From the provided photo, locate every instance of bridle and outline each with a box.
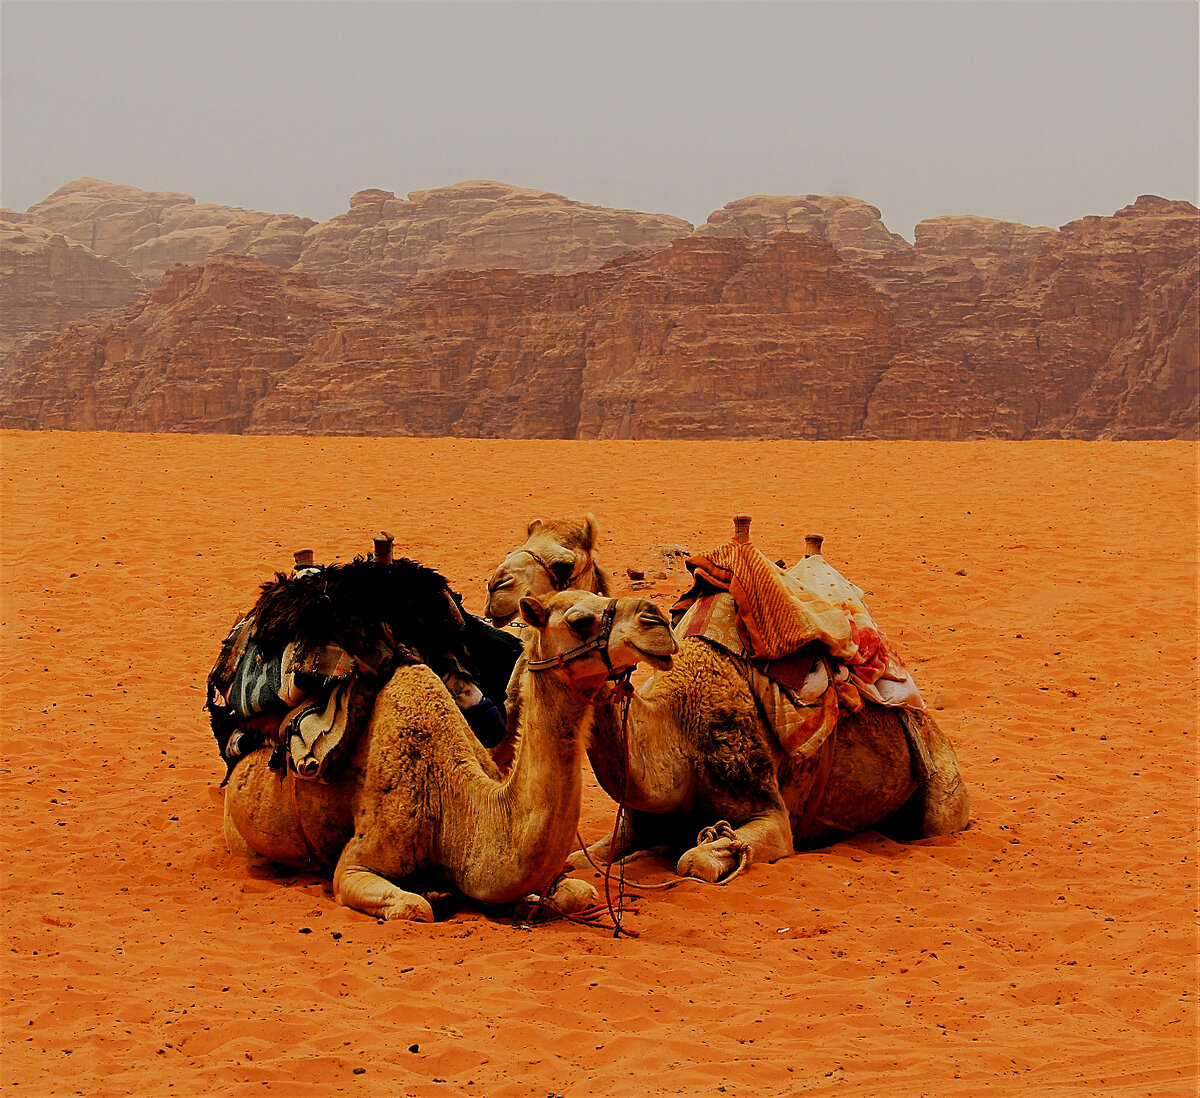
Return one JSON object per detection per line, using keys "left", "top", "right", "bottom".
{"left": 525, "top": 599, "right": 621, "bottom": 682}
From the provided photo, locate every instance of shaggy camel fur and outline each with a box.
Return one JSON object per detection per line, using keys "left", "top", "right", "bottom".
{"left": 484, "top": 517, "right": 970, "bottom": 883}
{"left": 223, "top": 590, "right": 677, "bottom": 921}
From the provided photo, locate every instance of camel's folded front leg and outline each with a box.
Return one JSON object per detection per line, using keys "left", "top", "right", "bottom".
{"left": 675, "top": 808, "right": 794, "bottom": 884}
{"left": 567, "top": 809, "right": 666, "bottom": 872}
{"left": 333, "top": 841, "right": 434, "bottom": 922}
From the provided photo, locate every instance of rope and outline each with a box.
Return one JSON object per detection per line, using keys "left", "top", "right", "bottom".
{"left": 687, "top": 820, "right": 753, "bottom": 886}
{"left": 600, "top": 675, "right": 639, "bottom": 938}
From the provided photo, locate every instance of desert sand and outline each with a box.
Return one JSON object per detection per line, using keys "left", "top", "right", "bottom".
{"left": 2, "top": 430, "right": 1195, "bottom": 1097}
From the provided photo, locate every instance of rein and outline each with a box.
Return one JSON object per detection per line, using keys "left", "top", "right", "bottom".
{"left": 525, "top": 672, "right": 638, "bottom": 940}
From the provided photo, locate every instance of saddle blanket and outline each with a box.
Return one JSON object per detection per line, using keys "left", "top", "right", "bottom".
{"left": 208, "top": 614, "right": 406, "bottom": 783}
{"left": 673, "top": 538, "right": 924, "bottom": 772}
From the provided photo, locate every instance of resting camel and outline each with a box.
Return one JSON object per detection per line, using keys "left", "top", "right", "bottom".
{"left": 485, "top": 516, "right": 970, "bottom": 883}
{"left": 223, "top": 589, "right": 678, "bottom": 921}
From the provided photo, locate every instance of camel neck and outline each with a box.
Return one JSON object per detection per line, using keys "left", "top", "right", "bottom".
{"left": 447, "top": 667, "right": 592, "bottom": 904}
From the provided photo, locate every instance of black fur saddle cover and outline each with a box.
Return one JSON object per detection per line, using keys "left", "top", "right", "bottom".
{"left": 207, "top": 556, "right": 521, "bottom": 782}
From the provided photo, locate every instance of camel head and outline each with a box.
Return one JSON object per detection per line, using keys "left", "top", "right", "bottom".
{"left": 519, "top": 590, "right": 677, "bottom": 689}
{"left": 484, "top": 515, "right": 611, "bottom": 626}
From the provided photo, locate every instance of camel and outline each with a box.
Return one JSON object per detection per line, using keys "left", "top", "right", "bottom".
{"left": 484, "top": 516, "right": 970, "bottom": 883}
{"left": 222, "top": 589, "right": 678, "bottom": 921}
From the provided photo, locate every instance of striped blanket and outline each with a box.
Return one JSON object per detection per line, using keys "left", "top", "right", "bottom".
{"left": 673, "top": 537, "right": 924, "bottom": 770}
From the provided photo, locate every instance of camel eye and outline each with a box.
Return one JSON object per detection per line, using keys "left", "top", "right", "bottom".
{"left": 564, "top": 610, "right": 596, "bottom": 635}
{"left": 549, "top": 560, "right": 575, "bottom": 584}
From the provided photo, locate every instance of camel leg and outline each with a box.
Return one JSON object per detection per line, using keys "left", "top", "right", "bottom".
{"left": 511, "top": 875, "right": 602, "bottom": 922}
{"left": 568, "top": 809, "right": 667, "bottom": 872}
{"left": 916, "top": 714, "right": 971, "bottom": 836}
{"left": 675, "top": 808, "right": 794, "bottom": 883}
{"left": 333, "top": 841, "right": 434, "bottom": 922}
{"left": 222, "top": 789, "right": 261, "bottom": 859}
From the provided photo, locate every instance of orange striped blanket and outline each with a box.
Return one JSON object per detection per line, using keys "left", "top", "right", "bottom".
{"left": 672, "top": 537, "right": 924, "bottom": 770}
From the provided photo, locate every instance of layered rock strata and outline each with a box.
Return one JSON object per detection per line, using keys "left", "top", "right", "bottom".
{"left": 2, "top": 179, "right": 1196, "bottom": 440}
{"left": 0, "top": 215, "right": 143, "bottom": 357}
{"left": 20, "top": 178, "right": 316, "bottom": 284}
{"left": 292, "top": 180, "right": 694, "bottom": 301}
{"left": 0, "top": 257, "right": 369, "bottom": 433}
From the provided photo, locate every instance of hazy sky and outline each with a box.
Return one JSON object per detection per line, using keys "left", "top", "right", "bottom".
{"left": 2, "top": 1, "right": 1196, "bottom": 239}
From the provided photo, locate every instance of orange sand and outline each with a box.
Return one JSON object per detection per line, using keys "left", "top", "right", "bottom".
{"left": 2, "top": 431, "right": 1195, "bottom": 1097}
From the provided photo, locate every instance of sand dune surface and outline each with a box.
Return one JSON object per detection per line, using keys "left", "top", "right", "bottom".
{"left": 2, "top": 431, "right": 1195, "bottom": 1096}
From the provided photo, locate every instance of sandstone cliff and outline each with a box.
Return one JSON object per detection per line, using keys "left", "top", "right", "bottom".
{"left": 862, "top": 196, "right": 1199, "bottom": 439}
{"left": 3, "top": 178, "right": 1196, "bottom": 440}
{"left": 246, "top": 234, "right": 903, "bottom": 439}
{"left": 0, "top": 256, "right": 369, "bottom": 433}
{"left": 292, "top": 180, "right": 694, "bottom": 302}
{"left": 20, "top": 178, "right": 315, "bottom": 284}
{"left": 0, "top": 215, "right": 143, "bottom": 358}
{"left": 696, "top": 194, "right": 911, "bottom": 261}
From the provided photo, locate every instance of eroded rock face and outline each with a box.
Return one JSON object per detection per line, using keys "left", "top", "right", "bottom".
{"left": 696, "top": 194, "right": 911, "bottom": 261}
{"left": 0, "top": 256, "right": 368, "bottom": 433}
{"left": 2, "top": 182, "right": 1196, "bottom": 439}
{"left": 862, "top": 196, "right": 1199, "bottom": 439}
{"left": 21, "top": 178, "right": 315, "bottom": 283}
{"left": 293, "top": 180, "right": 694, "bottom": 301}
{"left": 0, "top": 217, "right": 143, "bottom": 358}
{"left": 0, "top": 236, "right": 901, "bottom": 438}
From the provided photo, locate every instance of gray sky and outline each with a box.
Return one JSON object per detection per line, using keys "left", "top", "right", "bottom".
{"left": 2, "top": 0, "right": 1197, "bottom": 239}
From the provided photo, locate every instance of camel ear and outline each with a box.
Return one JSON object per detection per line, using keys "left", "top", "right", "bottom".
{"left": 519, "top": 595, "right": 549, "bottom": 629}
{"left": 526, "top": 518, "right": 544, "bottom": 536}
{"left": 581, "top": 514, "right": 598, "bottom": 552}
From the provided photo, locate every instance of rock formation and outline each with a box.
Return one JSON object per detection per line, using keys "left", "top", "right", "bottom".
{"left": 696, "top": 193, "right": 911, "bottom": 262}
{"left": 862, "top": 196, "right": 1199, "bottom": 439}
{"left": 19, "top": 178, "right": 315, "bottom": 284}
{"left": 292, "top": 180, "right": 693, "bottom": 301}
{"left": 0, "top": 214, "right": 143, "bottom": 358}
{"left": 2, "top": 177, "right": 1195, "bottom": 440}
{"left": 0, "top": 256, "right": 368, "bottom": 433}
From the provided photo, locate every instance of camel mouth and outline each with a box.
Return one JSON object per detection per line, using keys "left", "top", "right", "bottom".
{"left": 633, "top": 646, "right": 674, "bottom": 672}
{"left": 487, "top": 611, "right": 518, "bottom": 628}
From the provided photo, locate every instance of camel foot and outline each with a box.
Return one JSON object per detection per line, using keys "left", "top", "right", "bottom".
{"left": 676, "top": 836, "right": 742, "bottom": 883}
{"left": 546, "top": 876, "right": 600, "bottom": 914}
{"left": 513, "top": 876, "right": 601, "bottom": 921}
{"left": 334, "top": 858, "right": 435, "bottom": 922}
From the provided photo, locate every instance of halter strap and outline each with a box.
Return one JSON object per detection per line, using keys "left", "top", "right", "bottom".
{"left": 526, "top": 600, "right": 619, "bottom": 676}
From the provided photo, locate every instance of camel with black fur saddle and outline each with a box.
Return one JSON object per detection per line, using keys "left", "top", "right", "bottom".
{"left": 207, "top": 550, "right": 520, "bottom": 785}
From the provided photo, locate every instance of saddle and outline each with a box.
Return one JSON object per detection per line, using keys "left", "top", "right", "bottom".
{"left": 671, "top": 519, "right": 931, "bottom": 817}
{"left": 207, "top": 552, "right": 519, "bottom": 784}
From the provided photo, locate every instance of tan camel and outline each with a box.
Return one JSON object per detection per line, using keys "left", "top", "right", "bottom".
{"left": 485, "top": 517, "right": 970, "bottom": 883}
{"left": 485, "top": 516, "right": 612, "bottom": 623}
{"left": 223, "top": 590, "right": 678, "bottom": 921}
